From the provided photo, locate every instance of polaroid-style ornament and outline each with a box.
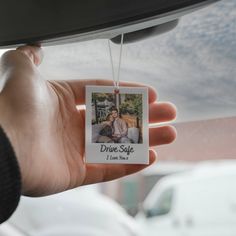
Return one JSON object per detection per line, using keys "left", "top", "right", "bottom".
{"left": 85, "top": 86, "right": 149, "bottom": 164}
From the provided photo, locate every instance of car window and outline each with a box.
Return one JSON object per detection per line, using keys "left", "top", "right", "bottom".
{"left": 35, "top": 1, "right": 236, "bottom": 123}
{"left": 146, "top": 188, "right": 174, "bottom": 218}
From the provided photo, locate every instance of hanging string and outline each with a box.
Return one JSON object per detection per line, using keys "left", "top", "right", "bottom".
{"left": 108, "top": 34, "right": 124, "bottom": 93}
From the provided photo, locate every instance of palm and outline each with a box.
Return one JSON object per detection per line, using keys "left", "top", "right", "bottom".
{"left": 46, "top": 80, "right": 87, "bottom": 191}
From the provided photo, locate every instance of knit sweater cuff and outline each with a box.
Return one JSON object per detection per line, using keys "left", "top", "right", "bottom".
{"left": 0, "top": 126, "right": 21, "bottom": 223}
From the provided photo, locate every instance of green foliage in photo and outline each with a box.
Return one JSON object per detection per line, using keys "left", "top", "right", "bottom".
{"left": 120, "top": 94, "right": 142, "bottom": 120}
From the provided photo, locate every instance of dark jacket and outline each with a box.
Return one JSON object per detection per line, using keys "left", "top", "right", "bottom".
{"left": 0, "top": 127, "right": 21, "bottom": 223}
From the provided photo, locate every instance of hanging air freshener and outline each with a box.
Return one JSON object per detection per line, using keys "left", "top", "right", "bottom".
{"left": 85, "top": 34, "right": 149, "bottom": 164}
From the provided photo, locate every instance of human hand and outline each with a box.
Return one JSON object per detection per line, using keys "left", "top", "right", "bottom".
{"left": 0, "top": 46, "right": 176, "bottom": 197}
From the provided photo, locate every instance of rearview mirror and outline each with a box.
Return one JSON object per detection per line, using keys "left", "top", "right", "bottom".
{"left": 111, "top": 20, "right": 179, "bottom": 44}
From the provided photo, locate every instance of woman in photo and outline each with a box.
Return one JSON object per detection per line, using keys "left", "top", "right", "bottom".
{"left": 97, "top": 113, "right": 114, "bottom": 143}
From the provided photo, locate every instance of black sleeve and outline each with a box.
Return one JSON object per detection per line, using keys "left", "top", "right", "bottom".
{"left": 0, "top": 126, "right": 21, "bottom": 224}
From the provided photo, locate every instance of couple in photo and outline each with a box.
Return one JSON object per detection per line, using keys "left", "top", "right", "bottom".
{"left": 98, "top": 107, "right": 131, "bottom": 143}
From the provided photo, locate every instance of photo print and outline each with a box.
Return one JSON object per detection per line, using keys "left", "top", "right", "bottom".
{"left": 85, "top": 86, "right": 149, "bottom": 164}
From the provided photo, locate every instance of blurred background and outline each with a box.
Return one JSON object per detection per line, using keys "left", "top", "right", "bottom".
{"left": 0, "top": 0, "right": 236, "bottom": 235}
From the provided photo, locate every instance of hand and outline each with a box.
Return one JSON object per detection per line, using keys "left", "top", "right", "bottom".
{"left": 0, "top": 46, "right": 176, "bottom": 197}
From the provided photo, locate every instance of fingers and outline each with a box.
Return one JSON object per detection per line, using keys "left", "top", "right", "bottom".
{"left": 149, "top": 102, "right": 176, "bottom": 123}
{"left": 78, "top": 108, "right": 176, "bottom": 146}
{"left": 149, "top": 125, "right": 177, "bottom": 146}
{"left": 65, "top": 79, "right": 157, "bottom": 105}
{"left": 82, "top": 149, "right": 157, "bottom": 185}
{"left": 78, "top": 101, "right": 176, "bottom": 124}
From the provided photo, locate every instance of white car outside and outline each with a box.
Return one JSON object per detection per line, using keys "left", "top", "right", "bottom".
{"left": 0, "top": 188, "right": 141, "bottom": 236}
{"left": 136, "top": 161, "right": 236, "bottom": 236}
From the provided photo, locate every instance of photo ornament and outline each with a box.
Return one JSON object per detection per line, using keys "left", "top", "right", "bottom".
{"left": 85, "top": 86, "right": 149, "bottom": 164}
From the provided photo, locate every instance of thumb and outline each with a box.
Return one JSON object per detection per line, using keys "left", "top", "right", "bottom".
{"left": 0, "top": 45, "right": 43, "bottom": 75}
{"left": 16, "top": 45, "right": 43, "bottom": 66}
{"left": 0, "top": 45, "right": 44, "bottom": 98}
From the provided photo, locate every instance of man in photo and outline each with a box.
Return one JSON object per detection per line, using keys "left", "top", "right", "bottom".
{"left": 110, "top": 107, "right": 131, "bottom": 143}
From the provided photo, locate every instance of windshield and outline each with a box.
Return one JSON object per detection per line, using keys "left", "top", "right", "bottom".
{"left": 38, "top": 1, "right": 236, "bottom": 123}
